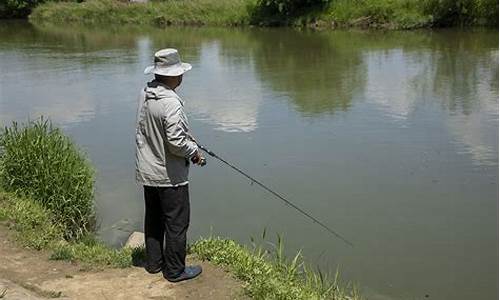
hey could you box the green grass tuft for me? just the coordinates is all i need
[50,241,134,268]
[190,236,360,300]
[0,118,95,240]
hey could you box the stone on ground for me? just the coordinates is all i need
[124,231,145,249]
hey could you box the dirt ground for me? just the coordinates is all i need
[0,227,247,300]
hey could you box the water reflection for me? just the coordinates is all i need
[250,30,366,116]
[364,49,428,120]
[184,42,264,133]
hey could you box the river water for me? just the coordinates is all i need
[0,21,498,300]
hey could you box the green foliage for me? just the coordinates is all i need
[257,0,330,16]
[31,0,256,26]
[0,0,80,18]
[0,0,46,18]
[326,0,433,29]
[420,0,498,26]
[0,119,95,240]
[251,0,330,25]
[29,0,498,28]
[324,0,498,28]
[190,235,360,300]
[475,0,499,26]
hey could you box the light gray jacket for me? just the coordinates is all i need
[135,80,198,187]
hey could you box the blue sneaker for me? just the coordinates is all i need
[165,265,202,282]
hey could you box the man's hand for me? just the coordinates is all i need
[191,150,206,166]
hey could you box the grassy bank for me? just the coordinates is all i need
[0,119,361,299]
[191,237,360,299]
[28,0,499,29]
[0,191,137,267]
[31,0,255,26]
[0,192,360,299]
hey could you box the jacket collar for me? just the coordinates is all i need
[145,80,184,106]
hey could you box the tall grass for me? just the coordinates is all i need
[0,119,95,240]
[190,233,360,300]
[324,0,498,28]
[30,0,256,26]
[324,0,432,29]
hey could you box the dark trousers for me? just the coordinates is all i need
[143,185,190,278]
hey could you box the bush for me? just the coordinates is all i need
[0,0,43,18]
[0,0,80,19]
[0,0,57,18]
[251,0,330,25]
[259,0,330,15]
[0,119,95,240]
[421,0,498,26]
[472,0,498,25]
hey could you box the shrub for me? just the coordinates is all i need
[258,0,330,16]
[472,0,498,25]
[0,119,95,240]
[0,0,81,19]
[0,0,45,18]
[251,0,330,25]
[420,0,499,26]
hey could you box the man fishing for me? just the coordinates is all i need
[135,48,205,282]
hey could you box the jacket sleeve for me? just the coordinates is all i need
[162,102,198,158]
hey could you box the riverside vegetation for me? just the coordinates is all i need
[1,0,498,29]
[0,119,361,299]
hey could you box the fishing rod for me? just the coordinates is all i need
[196,143,354,247]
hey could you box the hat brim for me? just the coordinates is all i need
[144,63,192,76]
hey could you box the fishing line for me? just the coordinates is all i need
[196,144,354,247]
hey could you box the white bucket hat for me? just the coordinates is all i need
[144,48,192,77]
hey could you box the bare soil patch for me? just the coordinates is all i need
[0,226,247,300]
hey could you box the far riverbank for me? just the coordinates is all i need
[24,0,500,30]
